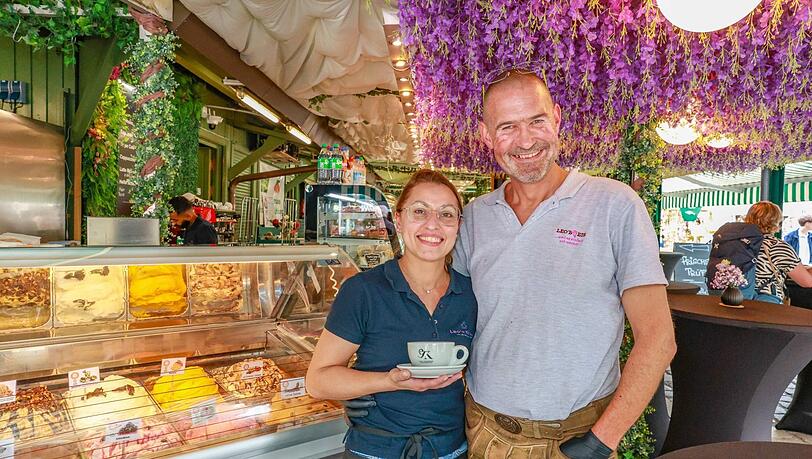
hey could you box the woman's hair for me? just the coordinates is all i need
[395,169,463,266]
[395,169,463,214]
[745,201,783,234]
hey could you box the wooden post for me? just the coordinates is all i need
[73,146,82,242]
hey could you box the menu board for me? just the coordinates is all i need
[117,120,137,216]
[673,243,711,294]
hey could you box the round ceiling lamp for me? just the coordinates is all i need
[655,119,699,145]
[392,37,402,47]
[707,135,733,149]
[657,0,762,33]
[394,59,407,68]
[399,77,409,82]
[401,90,412,97]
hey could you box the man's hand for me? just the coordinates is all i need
[559,430,613,459]
[386,368,462,392]
[342,395,376,418]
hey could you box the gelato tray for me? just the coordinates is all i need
[54,266,126,325]
[0,268,51,331]
[188,263,245,315]
[128,265,188,319]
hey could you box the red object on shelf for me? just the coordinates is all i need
[194,206,216,223]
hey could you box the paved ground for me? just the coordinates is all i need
[663,369,812,445]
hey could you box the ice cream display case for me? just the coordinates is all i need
[0,245,358,459]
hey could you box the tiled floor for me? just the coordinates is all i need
[663,369,812,445]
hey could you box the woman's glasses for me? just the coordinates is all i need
[399,204,461,226]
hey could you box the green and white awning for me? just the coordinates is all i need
[662,181,812,209]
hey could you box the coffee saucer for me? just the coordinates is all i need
[396,363,466,379]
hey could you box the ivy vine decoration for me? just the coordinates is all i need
[170,70,204,197]
[0,0,137,65]
[614,123,665,234]
[81,70,127,219]
[308,88,400,112]
[126,24,178,234]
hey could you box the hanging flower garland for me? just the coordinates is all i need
[400,0,812,173]
[126,11,178,232]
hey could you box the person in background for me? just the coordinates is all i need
[783,215,812,265]
[746,202,812,303]
[381,205,402,258]
[307,170,477,459]
[168,196,218,245]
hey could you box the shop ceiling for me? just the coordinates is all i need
[175,0,416,165]
[664,161,812,195]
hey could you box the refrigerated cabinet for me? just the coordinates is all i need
[0,245,359,458]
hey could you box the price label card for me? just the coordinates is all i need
[364,253,382,267]
[240,360,264,380]
[190,398,217,427]
[104,419,142,443]
[0,381,16,405]
[0,437,13,459]
[161,358,187,376]
[68,367,100,388]
[280,377,306,399]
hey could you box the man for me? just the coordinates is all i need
[784,215,812,265]
[168,196,218,245]
[452,70,676,458]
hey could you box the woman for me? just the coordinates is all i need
[746,201,812,303]
[307,170,476,459]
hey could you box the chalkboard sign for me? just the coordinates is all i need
[673,243,711,294]
[116,120,136,216]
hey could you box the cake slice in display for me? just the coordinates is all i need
[0,386,72,442]
[127,265,188,319]
[80,417,183,459]
[63,375,159,432]
[147,366,221,412]
[0,268,51,331]
[211,358,284,399]
[54,265,126,325]
[188,263,244,314]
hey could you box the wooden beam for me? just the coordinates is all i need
[69,37,123,147]
[284,171,315,195]
[227,137,285,181]
[234,122,300,146]
[72,147,82,241]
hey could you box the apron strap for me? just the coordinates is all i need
[350,423,443,459]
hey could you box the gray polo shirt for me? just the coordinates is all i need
[453,171,666,420]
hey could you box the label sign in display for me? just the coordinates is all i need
[280,377,306,399]
[0,437,13,459]
[105,419,142,443]
[190,398,217,427]
[673,243,711,295]
[241,360,264,380]
[161,358,187,376]
[0,381,15,405]
[68,367,101,388]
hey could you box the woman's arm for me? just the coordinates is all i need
[787,263,812,288]
[306,330,462,400]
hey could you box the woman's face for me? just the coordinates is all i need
[395,182,461,264]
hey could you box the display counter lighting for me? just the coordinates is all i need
[286,125,312,145]
[237,91,280,124]
[657,0,762,33]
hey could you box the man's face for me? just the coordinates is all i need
[479,75,562,184]
[170,211,192,228]
[803,221,812,231]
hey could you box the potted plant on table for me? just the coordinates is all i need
[710,259,747,307]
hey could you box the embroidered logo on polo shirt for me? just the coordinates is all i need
[449,320,473,339]
[555,228,587,247]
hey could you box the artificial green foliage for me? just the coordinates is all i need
[0,0,137,64]
[81,76,127,218]
[308,88,399,112]
[127,32,178,234]
[170,70,203,197]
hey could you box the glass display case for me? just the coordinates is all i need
[0,245,358,459]
[304,185,398,270]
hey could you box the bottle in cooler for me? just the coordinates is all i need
[317,144,328,184]
[331,144,342,184]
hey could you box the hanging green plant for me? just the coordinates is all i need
[170,70,203,197]
[0,0,137,65]
[81,72,127,219]
[127,30,178,234]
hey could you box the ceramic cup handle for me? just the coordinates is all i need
[450,345,469,366]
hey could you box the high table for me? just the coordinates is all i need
[658,441,812,459]
[778,279,812,434]
[661,294,812,454]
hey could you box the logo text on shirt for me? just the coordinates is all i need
[555,228,587,247]
[449,320,473,339]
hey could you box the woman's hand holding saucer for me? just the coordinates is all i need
[387,368,462,392]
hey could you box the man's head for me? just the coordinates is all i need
[799,215,812,231]
[168,196,196,228]
[479,70,562,184]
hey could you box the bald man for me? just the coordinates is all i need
[452,70,676,459]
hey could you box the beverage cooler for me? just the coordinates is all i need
[304,185,399,270]
[0,245,360,458]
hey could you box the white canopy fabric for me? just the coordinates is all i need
[180,0,414,162]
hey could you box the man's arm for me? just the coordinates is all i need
[590,284,676,449]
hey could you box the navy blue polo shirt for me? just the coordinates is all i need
[325,259,477,458]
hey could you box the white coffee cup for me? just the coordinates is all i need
[407,341,469,367]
